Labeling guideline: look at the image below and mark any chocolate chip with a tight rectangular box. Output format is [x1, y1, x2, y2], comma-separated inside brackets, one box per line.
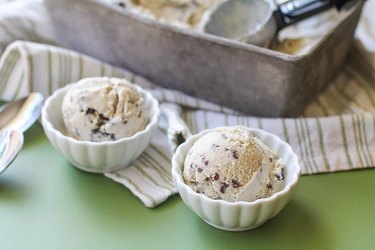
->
[99, 113, 109, 121]
[232, 150, 239, 159]
[91, 128, 115, 141]
[205, 177, 209, 181]
[221, 133, 228, 139]
[220, 183, 229, 193]
[92, 128, 100, 134]
[102, 131, 115, 140]
[212, 144, 220, 149]
[211, 172, 219, 181]
[197, 167, 203, 173]
[118, 2, 125, 7]
[269, 157, 273, 163]
[201, 157, 209, 166]
[225, 147, 230, 151]
[138, 110, 142, 118]
[232, 180, 241, 188]
[86, 108, 96, 115]
[266, 184, 273, 190]
[123, 120, 128, 124]
[85, 108, 110, 129]
[275, 173, 284, 181]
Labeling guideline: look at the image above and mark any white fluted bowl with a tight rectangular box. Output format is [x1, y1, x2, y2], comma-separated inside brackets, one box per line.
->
[41, 81, 159, 173]
[172, 126, 300, 231]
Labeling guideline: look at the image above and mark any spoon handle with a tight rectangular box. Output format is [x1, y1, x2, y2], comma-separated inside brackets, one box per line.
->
[275, 0, 352, 29]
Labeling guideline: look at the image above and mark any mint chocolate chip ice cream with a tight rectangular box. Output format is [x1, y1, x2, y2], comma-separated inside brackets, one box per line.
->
[62, 77, 148, 142]
[183, 126, 285, 202]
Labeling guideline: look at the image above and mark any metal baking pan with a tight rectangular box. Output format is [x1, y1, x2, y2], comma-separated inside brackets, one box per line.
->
[45, 0, 364, 117]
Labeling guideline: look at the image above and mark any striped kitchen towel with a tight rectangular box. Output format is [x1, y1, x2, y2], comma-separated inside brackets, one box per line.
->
[1, 39, 375, 207]
[0, 0, 374, 207]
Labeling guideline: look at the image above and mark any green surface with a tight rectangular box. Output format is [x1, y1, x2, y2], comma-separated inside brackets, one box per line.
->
[1, 124, 375, 250]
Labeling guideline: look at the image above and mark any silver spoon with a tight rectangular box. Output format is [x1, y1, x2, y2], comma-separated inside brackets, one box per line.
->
[0, 92, 44, 133]
[0, 92, 44, 174]
[0, 129, 23, 174]
[202, 0, 350, 47]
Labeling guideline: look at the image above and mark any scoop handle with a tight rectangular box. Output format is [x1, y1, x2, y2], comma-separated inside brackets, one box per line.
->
[274, 0, 352, 29]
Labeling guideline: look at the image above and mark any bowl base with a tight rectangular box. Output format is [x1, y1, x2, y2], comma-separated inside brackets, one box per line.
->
[203, 219, 267, 231]
[69, 161, 130, 174]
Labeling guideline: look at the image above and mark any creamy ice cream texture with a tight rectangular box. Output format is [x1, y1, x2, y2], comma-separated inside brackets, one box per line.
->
[183, 126, 285, 202]
[119, 0, 223, 28]
[116, 0, 344, 55]
[62, 77, 148, 142]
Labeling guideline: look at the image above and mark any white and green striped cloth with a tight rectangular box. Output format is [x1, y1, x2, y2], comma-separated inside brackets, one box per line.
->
[0, 0, 375, 207]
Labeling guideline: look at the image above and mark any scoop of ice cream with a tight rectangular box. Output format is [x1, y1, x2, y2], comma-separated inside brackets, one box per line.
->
[183, 126, 285, 202]
[120, 0, 223, 28]
[62, 77, 148, 142]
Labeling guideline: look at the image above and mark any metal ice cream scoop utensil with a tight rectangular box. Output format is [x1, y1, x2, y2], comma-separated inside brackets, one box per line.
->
[203, 0, 351, 47]
[0, 92, 44, 174]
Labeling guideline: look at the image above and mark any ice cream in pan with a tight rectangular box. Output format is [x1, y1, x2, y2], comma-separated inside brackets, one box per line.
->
[117, 0, 224, 28]
[183, 126, 285, 202]
[62, 77, 148, 142]
[117, 0, 345, 55]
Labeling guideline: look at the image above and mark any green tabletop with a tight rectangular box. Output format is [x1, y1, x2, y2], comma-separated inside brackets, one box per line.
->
[1, 124, 375, 250]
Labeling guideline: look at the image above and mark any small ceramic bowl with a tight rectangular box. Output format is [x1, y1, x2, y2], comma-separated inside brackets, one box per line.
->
[171, 126, 300, 231]
[41, 81, 159, 173]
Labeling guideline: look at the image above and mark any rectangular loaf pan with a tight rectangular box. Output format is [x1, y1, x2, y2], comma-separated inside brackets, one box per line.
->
[45, 0, 364, 117]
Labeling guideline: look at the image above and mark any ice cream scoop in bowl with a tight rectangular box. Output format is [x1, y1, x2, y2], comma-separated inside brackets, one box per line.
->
[171, 126, 300, 231]
[41, 77, 159, 173]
